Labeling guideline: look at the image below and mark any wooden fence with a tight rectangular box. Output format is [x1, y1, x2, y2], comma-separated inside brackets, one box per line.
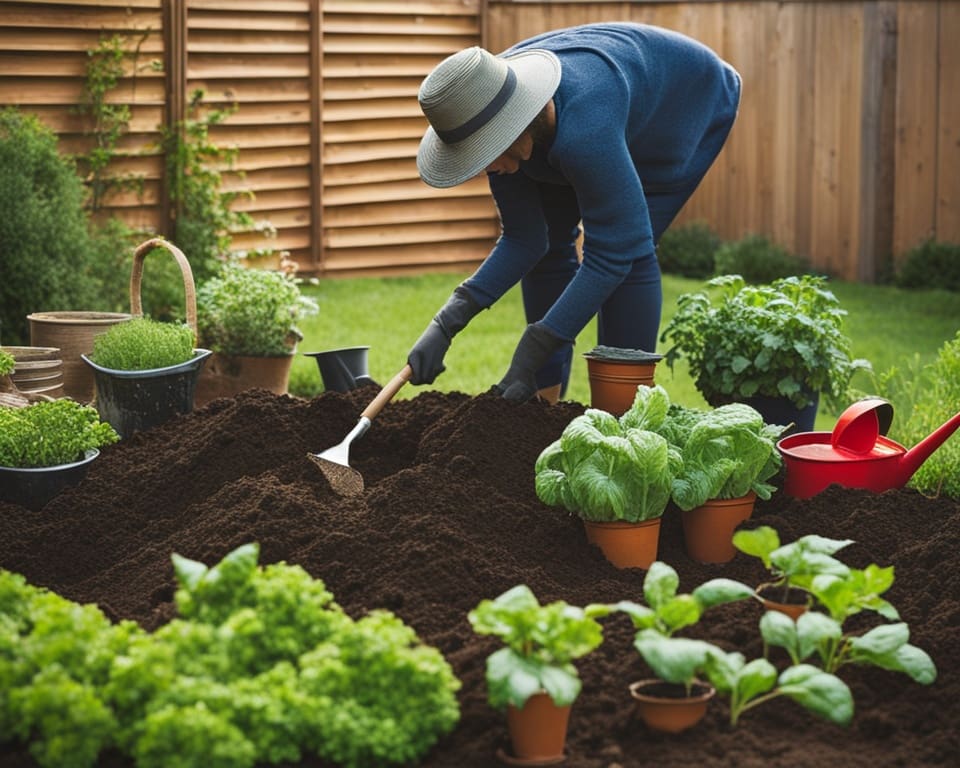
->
[0, 0, 957, 282]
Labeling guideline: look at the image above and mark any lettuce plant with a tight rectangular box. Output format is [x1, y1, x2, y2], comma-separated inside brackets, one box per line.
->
[467, 584, 605, 709]
[535, 387, 679, 523]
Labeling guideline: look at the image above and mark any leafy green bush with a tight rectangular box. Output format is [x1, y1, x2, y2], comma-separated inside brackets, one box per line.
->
[0, 108, 100, 344]
[714, 234, 810, 284]
[197, 262, 319, 356]
[1, 543, 461, 768]
[90, 318, 195, 370]
[657, 221, 721, 278]
[895, 239, 960, 292]
[0, 350, 14, 376]
[660, 274, 871, 411]
[0, 400, 119, 468]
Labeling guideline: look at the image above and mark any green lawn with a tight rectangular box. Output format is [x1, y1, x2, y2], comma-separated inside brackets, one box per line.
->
[290, 272, 960, 432]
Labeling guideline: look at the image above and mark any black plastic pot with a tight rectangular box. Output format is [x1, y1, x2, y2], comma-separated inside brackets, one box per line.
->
[0, 449, 99, 511]
[742, 392, 819, 435]
[305, 346, 379, 392]
[82, 349, 211, 439]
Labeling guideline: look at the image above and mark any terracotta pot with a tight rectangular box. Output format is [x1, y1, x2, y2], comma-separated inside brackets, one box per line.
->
[582, 517, 661, 569]
[756, 582, 810, 620]
[195, 352, 294, 406]
[584, 354, 661, 416]
[680, 491, 757, 564]
[629, 678, 716, 733]
[502, 691, 570, 764]
[27, 312, 132, 403]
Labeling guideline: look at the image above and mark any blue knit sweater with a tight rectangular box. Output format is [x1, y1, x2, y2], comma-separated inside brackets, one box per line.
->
[463, 23, 741, 341]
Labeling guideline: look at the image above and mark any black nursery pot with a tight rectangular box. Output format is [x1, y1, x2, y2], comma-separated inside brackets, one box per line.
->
[305, 346, 379, 392]
[743, 392, 819, 435]
[0, 449, 99, 511]
[82, 350, 211, 439]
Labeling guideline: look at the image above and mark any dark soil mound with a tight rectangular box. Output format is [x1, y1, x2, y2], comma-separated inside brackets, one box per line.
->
[2, 388, 958, 767]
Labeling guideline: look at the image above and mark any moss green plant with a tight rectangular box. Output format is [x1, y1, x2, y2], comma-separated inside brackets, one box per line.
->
[0, 400, 119, 468]
[91, 318, 195, 371]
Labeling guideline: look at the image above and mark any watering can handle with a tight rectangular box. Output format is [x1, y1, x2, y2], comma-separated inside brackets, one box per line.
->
[360, 364, 412, 421]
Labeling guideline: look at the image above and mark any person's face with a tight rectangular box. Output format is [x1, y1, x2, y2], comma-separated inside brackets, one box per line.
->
[485, 132, 533, 176]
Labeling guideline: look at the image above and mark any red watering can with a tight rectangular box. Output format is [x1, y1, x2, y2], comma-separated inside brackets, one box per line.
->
[777, 398, 960, 498]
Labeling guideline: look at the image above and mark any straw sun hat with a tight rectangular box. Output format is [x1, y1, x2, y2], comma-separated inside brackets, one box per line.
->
[416, 46, 561, 188]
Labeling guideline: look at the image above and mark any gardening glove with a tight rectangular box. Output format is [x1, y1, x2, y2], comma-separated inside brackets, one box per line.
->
[495, 322, 568, 403]
[407, 285, 482, 385]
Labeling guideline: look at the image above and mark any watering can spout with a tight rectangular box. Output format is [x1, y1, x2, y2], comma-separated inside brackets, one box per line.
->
[898, 410, 960, 484]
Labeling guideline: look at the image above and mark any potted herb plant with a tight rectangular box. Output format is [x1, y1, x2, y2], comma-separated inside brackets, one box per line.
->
[195, 259, 319, 403]
[594, 561, 753, 733]
[467, 584, 605, 764]
[0, 399, 119, 509]
[535, 387, 679, 569]
[732, 525, 853, 619]
[82, 317, 211, 439]
[659, 274, 872, 433]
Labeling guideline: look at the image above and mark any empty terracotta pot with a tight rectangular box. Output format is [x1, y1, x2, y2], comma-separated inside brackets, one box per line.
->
[629, 678, 716, 733]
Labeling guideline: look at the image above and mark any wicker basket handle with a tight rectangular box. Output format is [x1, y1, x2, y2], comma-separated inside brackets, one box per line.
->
[130, 238, 198, 344]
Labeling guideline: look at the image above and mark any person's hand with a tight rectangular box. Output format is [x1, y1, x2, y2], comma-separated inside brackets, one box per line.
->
[495, 322, 568, 402]
[407, 286, 482, 385]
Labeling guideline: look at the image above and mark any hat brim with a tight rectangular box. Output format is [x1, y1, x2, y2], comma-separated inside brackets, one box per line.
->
[417, 49, 561, 189]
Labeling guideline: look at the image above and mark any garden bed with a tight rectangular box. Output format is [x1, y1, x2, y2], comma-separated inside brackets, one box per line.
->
[1, 388, 957, 767]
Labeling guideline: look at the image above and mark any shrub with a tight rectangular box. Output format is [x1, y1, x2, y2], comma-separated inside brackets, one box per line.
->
[0, 108, 100, 344]
[90, 318, 195, 370]
[197, 262, 319, 357]
[895, 240, 960, 292]
[714, 234, 810, 284]
[657, 222, 721, 278]
[0, 400, 119, 468]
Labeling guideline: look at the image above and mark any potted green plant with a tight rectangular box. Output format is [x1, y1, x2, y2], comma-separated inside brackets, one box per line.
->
[195, 260, 319, 403]
[467, 584, 605, 764]
[732, 525, 854, 619]
[534, 387, 679, 569]
[82, 317, 211, 439]
[0, 399, 119, 509]
[651, 399, 785, 564]
[659, 274, 872, 432]
[594, 561, 753, 733]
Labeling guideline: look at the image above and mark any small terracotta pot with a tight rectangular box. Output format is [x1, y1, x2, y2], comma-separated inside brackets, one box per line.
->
[582, 517, 661, 569]
[629, 678, 716, 733]
[585, 357, 658, 416]
[680, 492, 757, 564]
[503, 691, 570, 764]
[756, 582, 810, 620]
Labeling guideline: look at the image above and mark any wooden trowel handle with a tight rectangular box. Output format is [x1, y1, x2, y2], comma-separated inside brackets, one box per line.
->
[360, 364, 413, 421]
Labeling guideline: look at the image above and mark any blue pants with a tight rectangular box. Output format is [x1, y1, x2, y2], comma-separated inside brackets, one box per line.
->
[521, 180, 699, 394]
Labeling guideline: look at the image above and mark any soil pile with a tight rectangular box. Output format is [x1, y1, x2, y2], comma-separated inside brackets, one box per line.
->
[1, 388, 958, 767]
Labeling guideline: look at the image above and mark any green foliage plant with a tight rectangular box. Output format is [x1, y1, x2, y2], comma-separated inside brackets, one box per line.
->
[467, 584, 605, 709]
[713, 234, 811, 283]
[875, 331, 960, 498]
[596, 561, 753, 693]
[0, 351, 14, 376]
[1, 543, 461, 768]
[162, 90, 255, 287]
[660, 274, 872, 411]
[534, 386, 679, 523]
[0, 400, 119, 468]
[732, 525, 854, 607]
[0, 108, 100, 344]
[657, 221, 721, 279]
[90, 318, 195, 371]
[895, 239, 960, 292]
[197, 261, 320, 356]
